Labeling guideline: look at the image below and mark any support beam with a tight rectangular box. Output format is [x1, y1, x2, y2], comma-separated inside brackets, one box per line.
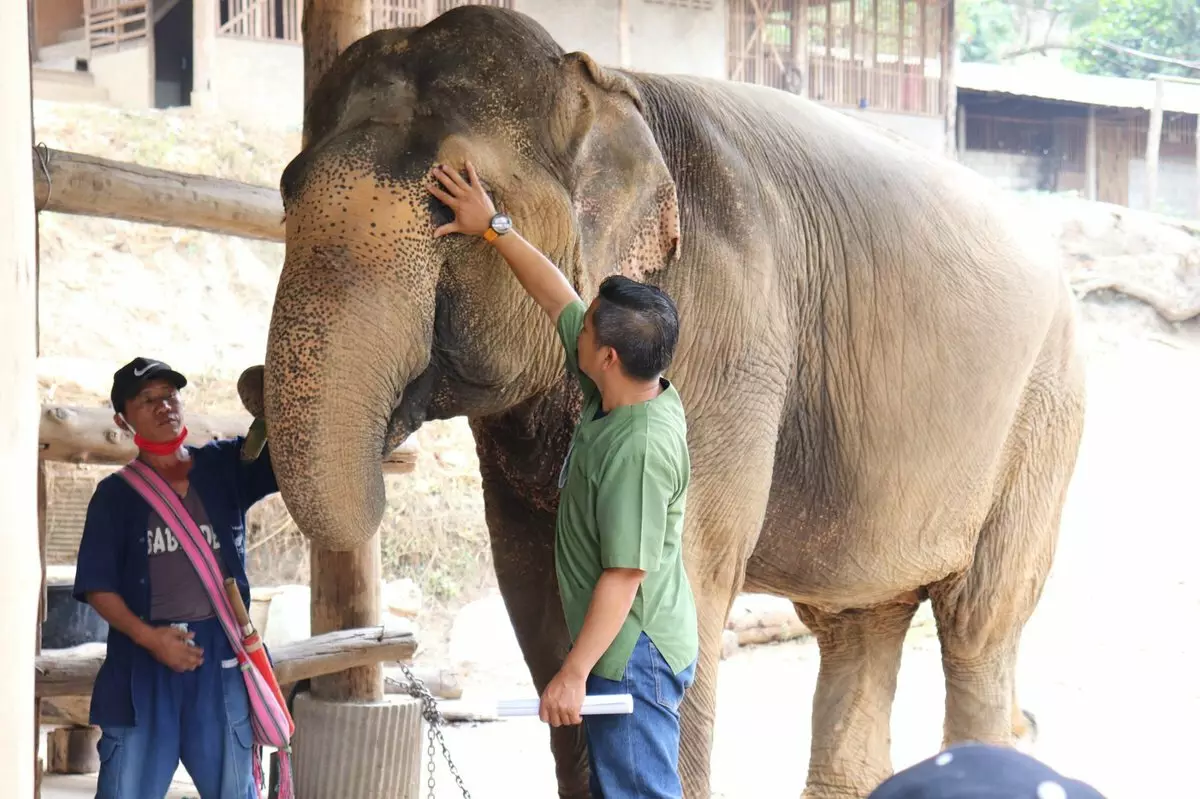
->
[1146, 76, 1164, 212]
[300, 0, 384, 706]
[1086, 106, 1098, 202]
[618, 0, 631, 69]
[38, 404, 420, 473]
[32, 147, 284, 242]
[35, 625, 416, 698]
[1, 0, 43, 796]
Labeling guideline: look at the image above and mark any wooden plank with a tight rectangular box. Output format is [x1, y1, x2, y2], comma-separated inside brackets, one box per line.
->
[38, 404, 420, 473]
[34, 626, 416, 698]
[2, 0, 44, 794]
[32, 146, 285, 242]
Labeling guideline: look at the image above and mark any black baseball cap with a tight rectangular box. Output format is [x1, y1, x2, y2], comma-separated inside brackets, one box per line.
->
[868, 743, 1106, 798]
[110, 357, 188, 413]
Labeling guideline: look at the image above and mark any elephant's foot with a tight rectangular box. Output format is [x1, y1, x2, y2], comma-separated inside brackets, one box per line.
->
[800, 774, 889, 799]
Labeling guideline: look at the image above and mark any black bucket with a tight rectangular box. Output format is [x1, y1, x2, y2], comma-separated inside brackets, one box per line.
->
[42, 582, 109, 650]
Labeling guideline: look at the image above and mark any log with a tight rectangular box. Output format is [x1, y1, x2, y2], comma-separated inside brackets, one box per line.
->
[310, 538, 384, 701]
[32, 146, 284, 242]
[1072, 276, 1200, 324]
[39, 697, 91, 728]
[38, 404, 419, 473]
[34, 626, 415, 698]
[44, 726, 100, 775]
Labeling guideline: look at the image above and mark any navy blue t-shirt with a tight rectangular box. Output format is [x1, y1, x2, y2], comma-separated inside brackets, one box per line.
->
[72, 437, 278, 727]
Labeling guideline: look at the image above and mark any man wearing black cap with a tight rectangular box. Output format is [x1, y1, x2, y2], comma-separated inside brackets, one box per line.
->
[73, 357, 279, 799]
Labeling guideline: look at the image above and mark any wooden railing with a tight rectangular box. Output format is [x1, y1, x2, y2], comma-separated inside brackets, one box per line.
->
[86, 0, 148, 52]
[217, 0, 513, 43]
[220, 0, 303, 42]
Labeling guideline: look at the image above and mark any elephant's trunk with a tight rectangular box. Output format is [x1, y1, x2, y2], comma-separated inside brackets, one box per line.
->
[264, 225, 438, 550]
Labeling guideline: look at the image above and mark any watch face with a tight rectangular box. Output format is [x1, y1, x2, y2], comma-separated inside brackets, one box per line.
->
[492, 214, 513, 234]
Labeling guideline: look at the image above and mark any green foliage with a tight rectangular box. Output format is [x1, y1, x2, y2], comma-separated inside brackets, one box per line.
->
[1068, 0, 1200, 78]
[956, 0, 1200, 78]
[958, 0, 1024, 63]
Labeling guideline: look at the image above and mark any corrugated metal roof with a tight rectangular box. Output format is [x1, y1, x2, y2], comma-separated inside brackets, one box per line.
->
[956, 61, 1200, 115]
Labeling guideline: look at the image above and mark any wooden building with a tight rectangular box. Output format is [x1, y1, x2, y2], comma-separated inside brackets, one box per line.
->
[29, 0, 956, 154]
[956, 61, 1200, 220]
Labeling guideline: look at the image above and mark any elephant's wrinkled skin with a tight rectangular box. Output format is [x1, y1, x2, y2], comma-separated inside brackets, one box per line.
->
[260, 7, 1085, 797]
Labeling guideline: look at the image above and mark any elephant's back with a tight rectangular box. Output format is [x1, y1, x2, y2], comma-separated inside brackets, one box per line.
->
[632, 74, 1080, 605]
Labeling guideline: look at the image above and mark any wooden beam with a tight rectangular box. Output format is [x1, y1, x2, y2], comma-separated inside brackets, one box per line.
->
[32, 146, 284, 242]
[34, 626, 415, 698]
[301, 0, 383, 706]
[2, 0, 44, 794]
[1086, 106, 1098, 201]
[38, 404, 420, 473]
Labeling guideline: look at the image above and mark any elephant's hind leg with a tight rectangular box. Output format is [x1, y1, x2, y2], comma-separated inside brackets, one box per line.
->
[927, 360, 1085, 750]
[795, 599, 920, 799]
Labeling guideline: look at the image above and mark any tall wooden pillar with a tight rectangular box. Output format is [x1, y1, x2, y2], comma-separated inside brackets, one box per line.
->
[2, 0, 46, 796]
[300, 0, 383, 704]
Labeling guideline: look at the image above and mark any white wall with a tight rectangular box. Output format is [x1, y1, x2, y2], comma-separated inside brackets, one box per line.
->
[1128, 156, 1199, 220]
[959, 150, 1048, 192]
[512, 0, 726, 77]
[210, 36, 305, 129]
[840, 107, 947, 155]
[89, 44, 153, 109]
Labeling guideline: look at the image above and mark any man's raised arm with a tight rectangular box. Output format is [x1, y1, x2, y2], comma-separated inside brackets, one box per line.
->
[427, 162, 580, 322]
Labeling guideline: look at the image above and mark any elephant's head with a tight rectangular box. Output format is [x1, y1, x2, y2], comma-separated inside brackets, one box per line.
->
[265, 6, 681, 549]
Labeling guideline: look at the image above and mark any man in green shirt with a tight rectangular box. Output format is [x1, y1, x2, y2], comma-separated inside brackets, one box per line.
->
[429, 162, 698, 796]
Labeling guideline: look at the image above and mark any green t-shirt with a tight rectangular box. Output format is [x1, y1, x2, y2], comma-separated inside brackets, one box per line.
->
[553, 299, 699, 681]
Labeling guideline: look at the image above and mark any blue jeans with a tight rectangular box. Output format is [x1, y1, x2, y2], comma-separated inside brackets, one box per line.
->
[95, 617, 256, 799]
[583, 632, 697, 798]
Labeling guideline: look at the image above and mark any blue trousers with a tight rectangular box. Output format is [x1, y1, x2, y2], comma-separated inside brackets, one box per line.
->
[583, 632, 697, 798]
[95, 617, 256, 799]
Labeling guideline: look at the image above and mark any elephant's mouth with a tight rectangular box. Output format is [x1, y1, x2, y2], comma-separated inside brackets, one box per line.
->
[383, 364, 439, 452]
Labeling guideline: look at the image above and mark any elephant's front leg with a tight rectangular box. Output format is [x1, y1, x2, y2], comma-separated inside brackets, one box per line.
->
[472, 409, 590, 798]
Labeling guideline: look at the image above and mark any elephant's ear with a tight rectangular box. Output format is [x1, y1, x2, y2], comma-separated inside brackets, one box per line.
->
[555, 51, 681, 285]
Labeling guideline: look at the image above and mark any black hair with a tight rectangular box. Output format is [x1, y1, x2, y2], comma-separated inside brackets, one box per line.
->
[592, 275, 680, 381]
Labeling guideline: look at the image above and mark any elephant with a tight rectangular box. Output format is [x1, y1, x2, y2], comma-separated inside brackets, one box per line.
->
[256, 6, 1087, 798]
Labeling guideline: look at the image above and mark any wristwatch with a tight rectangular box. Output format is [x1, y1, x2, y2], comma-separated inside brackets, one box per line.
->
[483, 213, 513, 242]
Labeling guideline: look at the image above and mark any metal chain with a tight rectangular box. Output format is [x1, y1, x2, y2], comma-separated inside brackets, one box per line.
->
[389, 663, 472, 799]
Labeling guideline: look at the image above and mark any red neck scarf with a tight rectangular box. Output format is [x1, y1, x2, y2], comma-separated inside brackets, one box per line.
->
[135, 427, 189, 456]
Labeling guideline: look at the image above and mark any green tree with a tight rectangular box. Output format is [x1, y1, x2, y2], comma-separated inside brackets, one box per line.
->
[1068, 0, 1200, 78]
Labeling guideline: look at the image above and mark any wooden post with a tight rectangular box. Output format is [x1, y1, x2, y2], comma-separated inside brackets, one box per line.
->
[192, 0, 218, 112]
[300, 0, 383, 704]
[2, 0, 44, 797]
[1086, 106, 1098, 202]
[1146, 76, 1164, 212]
[942, 0, 957, 159]
[1194, 112, 1199, 220]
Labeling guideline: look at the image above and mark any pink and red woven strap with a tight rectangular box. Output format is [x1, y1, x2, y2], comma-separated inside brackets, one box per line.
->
[120, 459, 294, 797]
